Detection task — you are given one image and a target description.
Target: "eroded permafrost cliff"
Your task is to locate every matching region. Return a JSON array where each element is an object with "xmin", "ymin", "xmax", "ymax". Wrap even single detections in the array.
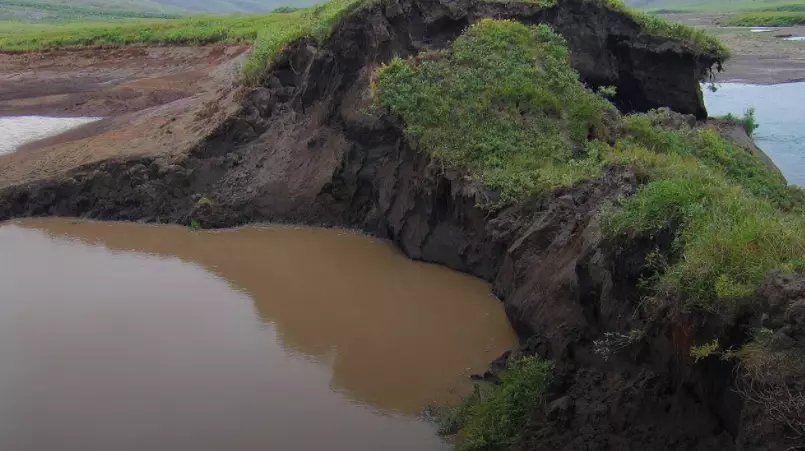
[{"xmin": 2, "ymin": 0, "xmax": 803, "ymax": 449}]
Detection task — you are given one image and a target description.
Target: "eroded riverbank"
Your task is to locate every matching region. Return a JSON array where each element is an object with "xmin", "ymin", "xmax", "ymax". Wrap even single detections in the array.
[{"xmin": 0, "ymin": 219, "xmax": 517, "ymax": 451}]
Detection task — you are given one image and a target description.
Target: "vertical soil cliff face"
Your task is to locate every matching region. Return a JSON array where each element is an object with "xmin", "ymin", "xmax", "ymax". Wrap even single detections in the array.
[{"xmin": 0, "ymin": 0, "xmax": 750, "ymax": 448}]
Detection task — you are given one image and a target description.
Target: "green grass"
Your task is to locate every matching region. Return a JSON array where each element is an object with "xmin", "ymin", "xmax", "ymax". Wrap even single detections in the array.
[
  {"xmin": 374, "ymin": 19, "xmax": 804, "ymax": 316},
  {"xmin": 375, "ymin": 19, "xmax": 618, "ymax": 203},
  {"xmin": 242, "ymin": 0, "xmax": 374, "ymax": 83},
  {"xmin": 719, "ymin": 107, "xmax": 759, "ymax": 137},
  {"xmin": 0, "ymin": 0, "xmax": 181, "ymax": 21},
  {"xmin": 726, "ymin": 11, "xmax": 805, "ymax": 26},
  {"xmin": 601, "ymin": 112, "xmax": 805, "ymax": 312},
  {"xmin": 0, "ymin": 0, "xmax": 302, "ymax": 18},
  {"xmin": 0, "ymin": 13, "xmax": 287, "ymax": 50},
  {"xmin": 635, "ymin": 0, "xmax": 805, "ymax": 13},
  {"xmin": 440, "ymin": 356, "xmax": 553, "ymax": 451}
]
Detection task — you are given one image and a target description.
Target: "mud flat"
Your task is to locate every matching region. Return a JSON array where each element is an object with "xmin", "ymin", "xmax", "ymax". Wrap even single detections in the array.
[{"xmin": 662, "ymin": 13, "xmax": 805, "ymax": 83}]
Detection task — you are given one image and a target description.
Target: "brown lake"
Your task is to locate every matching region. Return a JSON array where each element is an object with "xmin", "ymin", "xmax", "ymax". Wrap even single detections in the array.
[{"xmin": 0, "ymin": 219, "xmax": 517, "ymax": 451}]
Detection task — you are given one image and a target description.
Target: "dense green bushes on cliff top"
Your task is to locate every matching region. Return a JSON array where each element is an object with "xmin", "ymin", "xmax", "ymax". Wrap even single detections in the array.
[
  {"xmin": 375, "ymin": 18, "xmax": 805, "ymax": 317},
  {"xmin": 0, "ymin": 0, "xmax": 728, "ymax": 82},
  {"xmin": 374, "ymin": 19, "xmax": 615, "ymax": 203},
  {"xmin": 377, "ymin": 19, "xmax": 800, "ymax": 449}
]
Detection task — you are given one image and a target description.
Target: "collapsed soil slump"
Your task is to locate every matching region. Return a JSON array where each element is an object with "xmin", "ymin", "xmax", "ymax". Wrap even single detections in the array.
[{"xmin": 0, "ymin": 0, "xmax": 770, "ymax": 449}]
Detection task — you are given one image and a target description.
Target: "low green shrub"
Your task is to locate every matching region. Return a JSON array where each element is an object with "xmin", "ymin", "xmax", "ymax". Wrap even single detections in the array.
[
  {"xmin": 374, "ymin": 19, "xmax": 615, "ymax": 203},
  {"xmin": 602, "ymin": 133, "xmax": 805, "ymax": 312},
  {"xmin": 442, "ymin": 356, "xmax": 554, "ymax": 451},
  {"xmin": 720, "ymin": 106, "xmax": 759, "ymax": 137}
]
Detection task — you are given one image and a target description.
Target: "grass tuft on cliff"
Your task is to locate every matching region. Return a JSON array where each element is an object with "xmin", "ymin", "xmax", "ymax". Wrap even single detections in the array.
[
  {"xmin": 374, "ymin": 19, "xmax": 615, "ymax": 203},
  {"xmin": 374, "ymin": 18, "xmax": 803, "ymax": 315},
  {"xmin": 440, "ymin": 356, "xmax": 553, "ymax": 451},
  {"xmin": 601, "ymin": 111, "xmax": 805, "ymax": 312}
]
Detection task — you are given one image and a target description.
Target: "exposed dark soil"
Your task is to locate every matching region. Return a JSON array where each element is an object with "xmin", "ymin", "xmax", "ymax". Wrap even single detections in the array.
[{"xmin": 0, "ymin": 0, "xmax": 797, "ymax": 449}]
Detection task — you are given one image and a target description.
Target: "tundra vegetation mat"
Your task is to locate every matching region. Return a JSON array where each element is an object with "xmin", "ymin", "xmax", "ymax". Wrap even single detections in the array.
[{"xmin": 372, "ymin": 19, "xmax": 805, "ymax": 449}]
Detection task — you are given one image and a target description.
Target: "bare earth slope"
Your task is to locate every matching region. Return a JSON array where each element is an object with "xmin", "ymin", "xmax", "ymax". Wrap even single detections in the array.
[{"xmin": 0, "ymin": 45, "xmax": 247, "ymax": 187}]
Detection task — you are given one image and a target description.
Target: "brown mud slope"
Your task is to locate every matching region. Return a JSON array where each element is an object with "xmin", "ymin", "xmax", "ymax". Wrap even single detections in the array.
[
  {"xmin": 2, "ymin": 0, "xmax": 789, "ymax": 449},
  {"xmin": 0, "ymin": 45, "xmax": 248, "ymax": 186}
]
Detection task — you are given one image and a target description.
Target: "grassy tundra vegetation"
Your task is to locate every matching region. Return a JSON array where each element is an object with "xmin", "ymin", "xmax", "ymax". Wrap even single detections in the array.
[
  {"xmin": 0, "ymin": 0, "xmax": 294, "ymax": 18},
  {"xmin": 726, "ymin": 9, "xmax": 805, "ymax": 26},
  {"xmin": 374, "ymin": 18, "xmax": 805, "ymax": 448}
]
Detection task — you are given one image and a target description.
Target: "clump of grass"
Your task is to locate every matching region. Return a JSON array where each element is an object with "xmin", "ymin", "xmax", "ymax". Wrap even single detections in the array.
[
  {"xmin": 720, "ymin": 106, "xmax": 759, "ymax": 137},
  {"xmin": 441, "ymin": 356, "xmax": 553, "ymax": 451},
  {"xmin": 727, "ymin": 11, "xmax": 805, "ymax": 26},
  {"xmin": 374, "ymin": 19, "xmax": 615, "ymax": 203},
  {"xmin": 619, "ymin": 111, "xmax": 803, "ymax": 211},
  {"xmin": 690, "ymin": 339, "xmax": 721, "ymax": 361},
  {"xmin": 482, "ymin": 0, "xmax": 729, "ymax": 59},
  {"xmin": 602, "ymin": 120, "xmax": 805, "ymax": 312}
]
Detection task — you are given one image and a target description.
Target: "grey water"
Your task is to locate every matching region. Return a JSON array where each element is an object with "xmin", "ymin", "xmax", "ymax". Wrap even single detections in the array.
[
  {"xmin": 704, "ymin": 82, "xmax": 805, "ymax": 187},
  {"xmin": 0, "ymin": 116, "xmax": 100, "ymax": 154}
]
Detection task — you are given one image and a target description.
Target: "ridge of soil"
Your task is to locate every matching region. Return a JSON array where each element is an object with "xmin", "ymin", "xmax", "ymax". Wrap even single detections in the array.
[{"xmin": 1, "ymin": 0, "xmax": 793, "ymax": 449}]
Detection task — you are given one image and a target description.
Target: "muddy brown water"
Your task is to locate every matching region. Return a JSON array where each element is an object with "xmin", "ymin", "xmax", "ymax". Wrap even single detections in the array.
[{"xmin": 0, "ymin": 219, "xmax": 517, "ymax": 451}]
